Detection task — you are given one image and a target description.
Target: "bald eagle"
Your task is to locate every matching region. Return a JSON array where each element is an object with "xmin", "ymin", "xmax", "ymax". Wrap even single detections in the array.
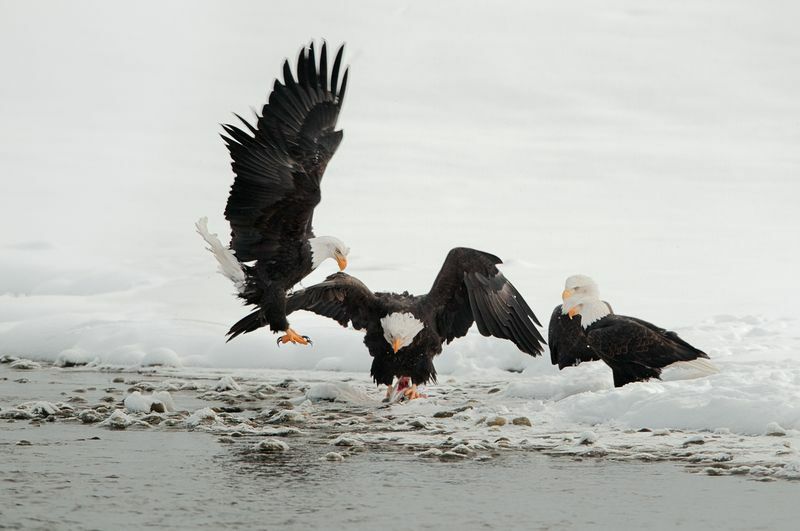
[
  {"xmin": 550, "ymin": 275, "xmax": 715, "ymax": 387},
  {"xmin": 197, "ymin": 42, "xmax": 350, "ymax": 346},
  {"xmin": 230, "ymin": 248, "xmax": 546, "ymax": 399}
]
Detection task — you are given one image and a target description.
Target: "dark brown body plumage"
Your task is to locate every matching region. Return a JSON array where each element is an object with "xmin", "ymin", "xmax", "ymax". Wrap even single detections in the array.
[
  {"xmin": 285, "ymin": 248, "xmax": 546, "ymax": 385},
  {"xmin": 222, "ymin": 43, "xmax": 348, "ymax": 338},
  {"xmin": 548, "ymin": 307, "xmax": 710, "ymax": 387}
]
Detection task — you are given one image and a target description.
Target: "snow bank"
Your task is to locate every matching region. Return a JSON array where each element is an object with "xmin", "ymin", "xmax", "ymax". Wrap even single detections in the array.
[{"xmin": 1, "ymin": 0, "xmax": 799, "ymax": 437}]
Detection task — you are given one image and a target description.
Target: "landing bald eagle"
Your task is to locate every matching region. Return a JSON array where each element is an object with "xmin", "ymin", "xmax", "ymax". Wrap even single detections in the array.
[
  {"xmin": 551, "ymin": 275, "xmax": 715, "ymax": 387},
  {"xmin": 197, "ymin": 42, "xmax": 350, "ymax": 346},
  {"xmin": 230, "ymin": 248, "xmax": 545, "ymax": 399}
]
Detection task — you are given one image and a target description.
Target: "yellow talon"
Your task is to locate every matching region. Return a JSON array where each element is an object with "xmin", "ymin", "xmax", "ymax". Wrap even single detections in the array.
[{"xmin": 277, "ymin": 328, "xmax": 312, "ymax": 346}]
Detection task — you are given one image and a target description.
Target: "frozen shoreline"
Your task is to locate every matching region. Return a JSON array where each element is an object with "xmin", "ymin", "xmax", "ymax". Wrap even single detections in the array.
[{"xmin": 3, "ymin": 362, "xmax": 799, "ymax": 530}]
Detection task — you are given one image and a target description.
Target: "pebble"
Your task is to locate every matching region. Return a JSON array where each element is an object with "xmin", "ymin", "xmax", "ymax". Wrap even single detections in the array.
[
  {"xmin": 512, "ymin": 417, "xmax": 532, "ymax": 427},
  {"xmin": 486, "ymin": 416, "xmax": 507, "ymax": 427},
  {"xmin": 78, "ymin": 410, "xmax": 103, "ymax": 424},
  {"xmin": 324, "ymin": 452, "xmax": 345, "ymax": 461},
  {"xmin": 16, "ymin": 440, "xmax": 32, "ymax": 446},
  {"xmin": 766, "ymin": 422, "xmax": 786, "ymax": 436},
  {"xmin": 253, "ymin": 440, "xmax": 289, "ymax": 453}
]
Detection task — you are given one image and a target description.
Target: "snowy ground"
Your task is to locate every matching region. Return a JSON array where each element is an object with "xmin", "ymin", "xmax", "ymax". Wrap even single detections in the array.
[{"xmin": 1, "ymin": 0, "xmax": 800, "ymax": 524}]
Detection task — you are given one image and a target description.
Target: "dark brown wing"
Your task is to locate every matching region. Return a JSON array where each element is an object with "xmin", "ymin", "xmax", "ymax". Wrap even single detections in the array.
[
  {"xmin": 286, "ymin": 272, "xmax": 380, "ymax": 330},
  {"xmin": 587, "ymin": 315, "xmax": 709, "ymax": 387},
  {"xmin": 223, "ymin": 42, "xmax": 348, "ymax": 261},
  {"xmin": 426, "ymin": 247, "xmax": 545, "ymax": 356},
  {"xmin": 547, "ymin": 305, "xmax": 602, "ymax": 369}
]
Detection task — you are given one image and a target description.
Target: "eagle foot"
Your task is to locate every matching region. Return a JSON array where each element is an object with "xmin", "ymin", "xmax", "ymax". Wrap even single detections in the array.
[
  {"xmin": 276, "ymin": 328, "xmax": 312, "ymax": 346},
  {"xmin": 385, "ymin": 377, "xmax": 426, "ymax": 402}
]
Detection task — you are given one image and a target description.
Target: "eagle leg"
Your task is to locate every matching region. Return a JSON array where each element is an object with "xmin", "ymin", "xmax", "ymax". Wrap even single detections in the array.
[
  {"xmin": 403, "ymin": 384, "xmax": 422, "ymax": 400},
  {"xmin": 276, "ymin": 328, "xmax": 312, "ymax": 346}
]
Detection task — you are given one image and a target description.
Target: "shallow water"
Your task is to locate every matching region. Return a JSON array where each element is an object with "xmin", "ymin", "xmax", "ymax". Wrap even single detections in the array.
[
  {"xmin": 2, "ymin": 423, "xmax": 798, "ymax": 530},
  {"xmin": 1, "ymin": 364, "xmax": 799, "ymax": 530}
]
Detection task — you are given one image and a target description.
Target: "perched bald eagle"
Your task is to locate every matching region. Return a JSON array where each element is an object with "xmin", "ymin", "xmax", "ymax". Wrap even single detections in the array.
[
  {"xmin": 231, "ymin": 248, "xmax": 545, "ymax": 399},
  {"xmin": 550, "ymin": 275, "xmax": 715, "ymax": 387},
  {"xmin": 197, "ymin": 42, "xmax": 350, "ymax": 346}
]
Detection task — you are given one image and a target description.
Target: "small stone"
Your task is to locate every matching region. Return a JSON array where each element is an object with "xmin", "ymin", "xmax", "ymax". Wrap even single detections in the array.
[
  {"xmin": 576, "ymin": 431, "xmax": 598, "ymax": 445},
  {"xmin": 766, "ymin": 422, "xmax": 787, "ymax": 436},
  {"xmin": 9, "ymin": 359, "xmax": 41, "ymax": 370},
  {"xmin": 416, "ymin": 448, "xmax": 443, "ymax": 458},
  {"xmin": 433, "ymin": 410, "xmax": 455, "ymax": 418},
  {"xmin": 218, "ymin": 437, "xmax": 235, "ymax": 444},
  {"xmin": 16, "ymin": 440, "xmax": 32, "ymax": 446},
  {"xmin": 253, "ymin": 440, "xmax": 289, "ymax": 453},
  {"xmin": 486, "ymin": 416, "xmax": 507, "ymax": 427},
  {"xmin": 512, "ymin": 417, "xmax": 532, "ymax": 427},
  {"xmin": 331, "ymin": 435, "xmax": 363, "ymax": 447},
  {"xmin": 487, "ymin": 388, "xmax": 501, "ymax": 394},
  {"xmin": 100, "ymin": 396, "xmax": 116, "ymax": 403},
  {"xmin": 439, "ymin": 451, "xmax": 467, "ymax": 461},
  {"xmin": 112, "ymin": 377, "xmax": 125, "ymax": 383},
  {"xmin": 682, "ymin": 435, "xmax": 705, "ymax": 447},
  {"xmin": 141, "ymin": 414, "xmax": 163, "ymax": 425},
  {"xmin": 78, "ymin": 410, "xmax": 103, "ymax": 424},
  {"xmin": 324, "ymin": 452, "xmax": 345, "ymax": 461},
  {"xmin": 149, "ymin": 402, "xmax": 167, "ymax": 413},
  {"xmin": 13, "ymin": 378, "xmax": 30, "ymax": 384}
]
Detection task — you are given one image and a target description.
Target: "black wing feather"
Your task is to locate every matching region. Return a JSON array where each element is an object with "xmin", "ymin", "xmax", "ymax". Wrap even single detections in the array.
[
  {"xmin": 223, "ymin": 42, "xmax": 347, "ymax": 262},
  {"xmin": 286, "ymin": 272, "xmax": 380, "ymax": 330},
  {"xmin": 428, "ymin": 247, "xmax": 545, "ymax": 356},
  {"xmin": 587, "ymin": 315, "xmax": 709, "ymax": 387}
]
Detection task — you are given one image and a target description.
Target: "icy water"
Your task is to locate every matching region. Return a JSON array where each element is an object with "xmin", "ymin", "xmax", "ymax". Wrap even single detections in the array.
[{"xmin": 1, "ymin": 363, "xmax": 799, "ymax": 530}]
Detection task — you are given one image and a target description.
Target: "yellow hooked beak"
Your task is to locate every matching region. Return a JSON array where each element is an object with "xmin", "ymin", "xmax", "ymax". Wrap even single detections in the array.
[
  {"xmin": 335, "ymin": 253, "xmax": 348, "ymax": 271},
  {"xmin": 562, "ymin": 289, "xmax": 573, "ymax": 301},
  {"xmin": 567, "ymin": 305, "xmax": 581, "ymax": 319},
  {"xmin": 392, "ymin": 338, "xmax": 403, "ymax": 353}
]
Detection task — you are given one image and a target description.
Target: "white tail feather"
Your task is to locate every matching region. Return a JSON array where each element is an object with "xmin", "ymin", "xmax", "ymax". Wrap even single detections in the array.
[
  {"xmin": 195, "ymin": 217, "xmax": 245, "ymax": 293},
  {"xmin": 670, "ymin": 358, "xmax": 719, "ymax": 375}
]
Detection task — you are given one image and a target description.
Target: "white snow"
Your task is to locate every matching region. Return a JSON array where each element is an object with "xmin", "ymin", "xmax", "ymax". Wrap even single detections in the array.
[
  {"xmin": 124, "ymin": 391, "xmax": 176, "ymax": 413},
  {"xmin": 0, "ymin": 1, "xmax": 799, "ymax": 446},
  {"xmin": 214, "ymin": 376, "xmax": 241, "ymax": 392},
  {"xmin": 185, "ymin": 407, "xmax": 219, "ymax": 428},
  {"xmin": 305, "ymin": 382, "xmax": 372, "ymax": 403}
]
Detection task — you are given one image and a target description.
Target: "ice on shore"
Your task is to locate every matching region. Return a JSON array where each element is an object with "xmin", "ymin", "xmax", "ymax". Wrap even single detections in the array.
[{"xmin": 124, "ymin": 391, "xmax": 176, "ymax": 413}]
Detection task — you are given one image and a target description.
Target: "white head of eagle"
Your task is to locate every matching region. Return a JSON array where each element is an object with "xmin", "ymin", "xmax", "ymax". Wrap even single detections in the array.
[
  {"xmin": 380, "ymin": 312, "xmax": 424, "ymax": 353},
  {"xmin": 309, "ymin": 236, "xmax": 350, "ymax": 271},
  {"xmin": 561, "ymin": 274, "xmax": 610, "ymax": 328}
]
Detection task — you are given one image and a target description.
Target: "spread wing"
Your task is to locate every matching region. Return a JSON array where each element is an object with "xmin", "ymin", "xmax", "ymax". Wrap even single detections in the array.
[
  {"xmin": 547, "ymin": 305, "xmax": 602, "ymax": 369},
  {"xmin": 587, "ymin": 315, "xmax": 709, "ymax": 386},
  {"xmin": 286, "ymin": 272, "xmax": 380, "ymax": 330},
  {"xmin": 223, "ymin": 42, "xmax": 348, "ymax": 261},
  {"xmin": 426, "ymin": 247, "xmax": 545, "ymax": 356}
]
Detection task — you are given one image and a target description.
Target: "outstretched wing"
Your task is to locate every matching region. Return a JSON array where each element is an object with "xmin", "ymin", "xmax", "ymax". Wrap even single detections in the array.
[
  {"xmin": 426, "ymin": 247, "xmax": 545, "ymax": 356},
  {"xmin": 547, "ymin": 305, "xmax": 602, "ymax": 369},
  {"xmin": 286, "ymin": 272, "xmax": 380, "ymax": 330},
  {"xmin": 223, "ymin": 42, "xmax": 348, "ymax": 261},
  {"xmin": 587, "ymin": 315, "xmax": 709, "ymax": 386}
]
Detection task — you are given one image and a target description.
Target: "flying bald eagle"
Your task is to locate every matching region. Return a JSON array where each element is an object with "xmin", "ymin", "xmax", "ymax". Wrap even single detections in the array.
[
  {"xmin": 230, "ymin": 247, "xmax": 546, "ymax": 400},
  {"xmin": 197, "ymin": 42, "xmax": 350, "ymax": 346},
  {"xmin": 550, "ymin": 275, "xmax": 716, "ymax": 387}
]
